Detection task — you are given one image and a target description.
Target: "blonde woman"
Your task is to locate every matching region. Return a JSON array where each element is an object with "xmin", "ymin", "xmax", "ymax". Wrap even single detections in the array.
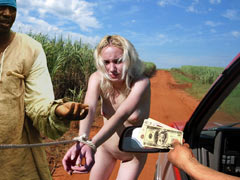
[{"xmin": 63, "ymin": 35, "xmax": 151, "ymax": 180}]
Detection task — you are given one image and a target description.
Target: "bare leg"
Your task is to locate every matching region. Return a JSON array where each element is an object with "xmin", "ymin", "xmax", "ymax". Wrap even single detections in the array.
[
  {"xmin": 116, "ymin": 153, "xmax": 147, "ymax": 180},
  {"xmin": 90, "ymin": 146, "xmax": 116, "ymax": 180}
]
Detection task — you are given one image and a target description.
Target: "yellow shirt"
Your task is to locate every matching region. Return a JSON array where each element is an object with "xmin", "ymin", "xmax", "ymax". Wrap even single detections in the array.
[{"xmin": 0, "ymin": 33, "xmax": 69, "ymax": 180}]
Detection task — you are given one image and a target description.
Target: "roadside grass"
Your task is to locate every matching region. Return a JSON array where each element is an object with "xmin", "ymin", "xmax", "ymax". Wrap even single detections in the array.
[
  {"xmin": 169, "ymin": 68, "xmax": 212, "ymax": 100},
  {"xmin": 144, "ymin": 62, "xmax": 157, "ymax": 78},
  {"xmin": 169, "ymin": 66, "xmax": 240, "ymax": 119},
  {"xmin": 220, "ymin": 83, "xmax": 240, "ymax": 119}
]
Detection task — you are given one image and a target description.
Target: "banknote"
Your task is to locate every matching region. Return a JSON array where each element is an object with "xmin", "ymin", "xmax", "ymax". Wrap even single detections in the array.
[
  {"xmin": 138, "ymin": 118, "xmax": 176, "ymax": 144},
  {"xmin": 137, "ymin": 118, "xmax": 183, "ymax": 149},
  {"xmin": 142, "ymin": 125, "xmax": 183, "ymax": 149}
]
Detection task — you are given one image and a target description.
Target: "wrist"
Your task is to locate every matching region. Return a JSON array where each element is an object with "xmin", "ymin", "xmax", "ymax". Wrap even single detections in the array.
[
  {"xmin": 52, "ymin": 99, "xmax": 65, "ymax": 118},
  {"xmin": 73, "ymin": 134, "xmax": 97, "ymax": 153},
  {"xmin": 91, "ymin": 137, "xmax": 100, "ymax": 149},
  {"xmin": 183, "ymin": 157, "xmax": 200, "ymax": 176}
]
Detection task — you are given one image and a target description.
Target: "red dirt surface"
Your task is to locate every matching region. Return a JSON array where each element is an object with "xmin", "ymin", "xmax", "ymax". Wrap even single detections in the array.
[{"xmin": 50, "ymin": 70, "xmax": 200, "ymax": 180}]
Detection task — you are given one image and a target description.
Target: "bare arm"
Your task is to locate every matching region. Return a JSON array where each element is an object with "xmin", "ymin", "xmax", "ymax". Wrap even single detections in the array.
[
  {"xmin": 79, "ymin": 71, "xmax": 101, "ymax": 137},
  {"xmin": 62, "ymin": 74, "xmax": 150, "ymax": 174},
  {"xmin": 62, "ymin": 72, "xmax": 100, "ymax": 174},
  {"xmin": 91, "ymin": 76, "xmax": 150, "ymax": 148},
  {"xmin": 168, "ymin": 141, "xmax": 240, "ymax": 180}
]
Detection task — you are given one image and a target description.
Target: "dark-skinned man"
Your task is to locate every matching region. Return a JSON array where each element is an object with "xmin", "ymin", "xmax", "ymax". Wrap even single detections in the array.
[{"xmin": 0, "ymin": 0, "xmax": 89, "ymax": 179}]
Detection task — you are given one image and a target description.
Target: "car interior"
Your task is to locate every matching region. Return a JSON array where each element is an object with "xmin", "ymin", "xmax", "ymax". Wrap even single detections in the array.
[{"xmin": 184, "ymin": 54, "xmax": 240, "ymax": 178}]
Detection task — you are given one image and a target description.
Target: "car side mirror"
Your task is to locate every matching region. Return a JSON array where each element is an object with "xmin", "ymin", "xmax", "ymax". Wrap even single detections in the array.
[{"xmin": 119, "ymin": 126, "xmax": 170, "ymax": 153}]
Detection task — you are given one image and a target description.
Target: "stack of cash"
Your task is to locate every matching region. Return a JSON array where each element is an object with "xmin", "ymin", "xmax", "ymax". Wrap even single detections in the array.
[{"xmin": 137, "ymin": 118, "xmax": 183, "ymax": 149}]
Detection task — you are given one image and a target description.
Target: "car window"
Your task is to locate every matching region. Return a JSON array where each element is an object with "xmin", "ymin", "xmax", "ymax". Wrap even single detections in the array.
[{"xmin": 205, "ymin": 82, "xmax": 240, "ymax": 128}]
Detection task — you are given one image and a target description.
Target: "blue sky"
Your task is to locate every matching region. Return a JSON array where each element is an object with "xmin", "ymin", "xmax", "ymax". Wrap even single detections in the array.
[{"xmin": 13, "ymin": 0, "xmax": 240, "ymax": 69}]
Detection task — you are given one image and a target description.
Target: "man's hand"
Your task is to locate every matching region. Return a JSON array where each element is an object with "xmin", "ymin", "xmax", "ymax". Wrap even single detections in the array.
[
  {"xmin": 55, "ymin": 102, "xmax": 89, "ymax": 120},
  {"xmin": 168, "ymin": 141, "xmax": 196, "ymax": 171}
]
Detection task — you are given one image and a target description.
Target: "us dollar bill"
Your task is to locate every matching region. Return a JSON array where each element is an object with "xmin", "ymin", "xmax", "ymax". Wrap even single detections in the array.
[
  {"xmin": 142, "ymin": 125, "xmax": 183, "ymax": 149},
  {"xmin": 138, "ymin": 118, "xmax": 162, "ymax": 143},
  {"xmin": 137, "ymin": 118, "xmax": 183, "ymax": 149}
]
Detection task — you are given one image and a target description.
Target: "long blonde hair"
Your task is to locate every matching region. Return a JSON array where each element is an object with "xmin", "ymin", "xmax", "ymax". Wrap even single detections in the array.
[{"xmin": 94, "ymin": 35, "xmax": 145, "ymax": 98}]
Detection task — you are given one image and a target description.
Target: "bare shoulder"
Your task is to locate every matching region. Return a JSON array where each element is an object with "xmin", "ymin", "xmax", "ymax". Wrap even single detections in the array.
[
  {"xmin": 132, "ymin": 75, "xmax": 150, "ymax": 89},
  {"xmin": 89, "ymin": 71, "xmax": 102, "ymax": 83}
]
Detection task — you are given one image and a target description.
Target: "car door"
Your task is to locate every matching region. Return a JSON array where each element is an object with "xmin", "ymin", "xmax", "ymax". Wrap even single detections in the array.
[{"xmin": 155, "ymin": 53, "xmax": 240, "ymax": 180}]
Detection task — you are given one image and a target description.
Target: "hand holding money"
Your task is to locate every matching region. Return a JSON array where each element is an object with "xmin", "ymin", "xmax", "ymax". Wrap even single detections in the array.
[{"xmin": 137, "ymin": 118, "xmax": 183, "ymax": 149}]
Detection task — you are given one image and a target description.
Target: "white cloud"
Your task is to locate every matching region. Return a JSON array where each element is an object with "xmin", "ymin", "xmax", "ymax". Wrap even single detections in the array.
[
  {"xmin": 186, "ymin": 5, "xmax": 196, "ymax": 13},
  {"xmin": 13, "ymin": 0, "xmax": 101, "ymax": 47},
  {"xmin": 157, "ymin": 34, "xmax": 166, "ymax": 39},
  {"xmin": 17, "ymin": 0, "xmax": 101, "ymax": 31},
  {"xmin": 209, "ymin": 0, "xmax": 221, "ymax": 4},
  {"xmin": 210, "ymin": 29, "xmax": 216, "ymax": 33},
  {"xmin": 157, "ymin": 0, "xmax": 179, "ymax": 7},
  {"xmin": 186, "ymin": 0, "xmax": 201, "ymax": 14},
  {"xmin": 232, "ymin": 31, "xmax": 240, "ymax": 38},
  {"xmin": 205, "ymin": 20, "xmax": 222, "ymax": 27},
  {"xmin": 157, "ymin": 0, "xmax": 167, "ymax": 7},
  {"xmin": 157, "ymin": 0, "xmax": 206, "ymax": 14},
  {"xmin": 174, "ymin": 24, "xmax": 183, "ymax": 29},
  {"xmin": 222, "ymin": 9, "xmax": 239, "ymax": 20},
  {"xmin": 13, "ymin": 12, "xmax": 64, "ymax": 37},
  {"xmin": 13, "ymin": 20, "xmax": 100, "ymax": 47},
  {"xmin": 155, "ymin": 33, "xmax": 172, "ymax": 45}
]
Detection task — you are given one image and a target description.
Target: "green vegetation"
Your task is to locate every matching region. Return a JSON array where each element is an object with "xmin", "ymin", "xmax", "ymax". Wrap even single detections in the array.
[
  {"xmin": 29, "ymin": 33, "xmax": 156, "ymax": 173},
  {"xmin": 180, "ymin": 65, "xmax": 224, "ymax": 84},
  {"xmin": 170, "ymin": 65, "xmax": 240, "ymax": 119},
  {"xmin": 29, "ymin": 33, "xmax": 96, "ymax": 102},
  {"xmin": 30, "ymin": 33, "xmax": 157, "ymax": 102},
  {"xmin": 144, "ymin": 62, "xmax": 157, "ymax": 78},
  {"xmin": 170, "ymin": 67, "xmax": 214, "ymax": 100},
  {"xmin": 220, "ymin": 83, "xmax": 240, "ymax": 119}
]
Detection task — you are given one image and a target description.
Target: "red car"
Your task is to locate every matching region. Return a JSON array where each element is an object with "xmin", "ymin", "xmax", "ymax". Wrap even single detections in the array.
[{"xmin": 119, "ymin": 53, "xmax": 240, "ymax": 179}]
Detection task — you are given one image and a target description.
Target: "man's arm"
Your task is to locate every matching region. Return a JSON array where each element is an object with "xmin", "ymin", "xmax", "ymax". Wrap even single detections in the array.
[
  {"xmin": 25, "ymin": 48, "xmax": 88, "ymax": 139},
  {"xmin": 168, "ymin": 141, "xmax": 240, "ymax": 180}
]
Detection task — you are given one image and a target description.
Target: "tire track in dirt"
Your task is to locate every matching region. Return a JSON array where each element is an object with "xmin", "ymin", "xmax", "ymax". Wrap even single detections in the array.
[{"xmin": 52, "ymin": 70, "xmax": 199, "ymax": 180}]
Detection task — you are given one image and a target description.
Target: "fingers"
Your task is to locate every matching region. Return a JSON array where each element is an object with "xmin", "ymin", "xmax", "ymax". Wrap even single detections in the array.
[
  {"xmin": 75, "ymin": 146, "xmax": 83, "ymax": 167},
  {"xmin": 62, "ymin": 143, "xmax": 96, "ymax": 175},
  {"xmin": 71, "ymin": 150, "xmax": 87, "ymax": 173},
  {"xmin": 65, "ymin": 103, "xmax": 78, "ymax": 120},
  {"xmin": 79, "ymin": 108, "xmax": 89, "ymax": 120},
  {"xmin": 62, "ymin": 148, "xmax": 74, "ymax": 174},
  {"xmin": 172, "ymin": 139, "xmax": 190, "ymax": 149},
  {"xmin": 84, "ymin": 147, "xmax": 95, "ymax": 170},
  {"xmin": 68, "ymin": 102, "xmax": 89, "ymax": 120},
  {"xmin": 71, "ymin": 165, "xmax": 90, "ymax": 174},
  {"xmin": 60, "ymin": 102, "xmax": 89, "ymax": 120},
  {"xmin": 80, "ymin": 104, "xmax": 89, "ymax": 109},
  {"xmin": 62, "ymin": 143, "xmax": 81, "ymax": 174},
  {"xmin": 68, "ymin": 103, "xmax": 76, "ymax": 118},
  {"xmin": 71, "ymin": 144, "xmax": 95, "ymax": 174},
  {"xmin": 70, "ymin": 143, "xmax": 80, "ymax": 160},
  {"xmin": 171, "ymin": 140, "xmax": 181, "ymax": 148},
  {"xmin": 183, "ymin": 143, "xmax": 190, "ymax": 148}
]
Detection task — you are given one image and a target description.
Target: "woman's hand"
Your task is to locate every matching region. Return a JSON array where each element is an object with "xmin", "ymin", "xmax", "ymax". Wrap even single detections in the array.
[{"xmin": 62, "ymin": 143, "xmax": 95, "ymax": 174}]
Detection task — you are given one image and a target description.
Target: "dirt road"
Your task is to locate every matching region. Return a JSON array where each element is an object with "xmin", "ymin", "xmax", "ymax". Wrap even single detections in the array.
[{"xmin": 52, "ymin": 70, "xmax": 199, "ymax": 180}]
